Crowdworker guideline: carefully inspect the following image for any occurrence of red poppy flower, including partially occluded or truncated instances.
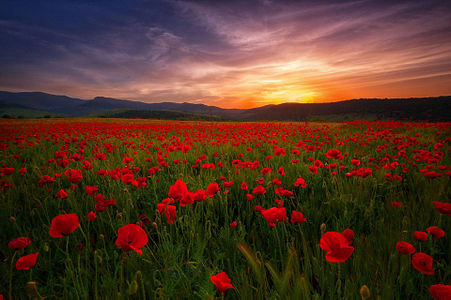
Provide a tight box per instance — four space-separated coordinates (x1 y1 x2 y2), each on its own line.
85 186 98 196
391 202 402 208
56 189 68 199
49 213 80 238
414 231 428 242
95 153 106 160
424 171 442 179
261 207 286 227
272 178 282 186
86 211 96 222
274 199 284 207
252 186 266 195
320 232 354 262
426 226 445 239
275 187 293 197
325 149 343 160
246 194 253 201
168 179 189 202
94 198 117 212
261 167 271 175
179 191 194 207
411 252 434 275
254 205 265 214
429 284 451 300
147 166 159 175
82 160 92 170
433 201 451 215
308 166 318 174
222 181 233 188
157 199 177 224
294 178 307 188
8 237 31 250
193 190 206 202
64 169 83 184
16 252 39 270
351 159 361 166
396 242 415 254
230 221 237 228
121 173 134 184
278 167 286 175
210 272 235 292
39 175 55 187
240 182 248 190
115 224 148 255
122 157 133 164
342 229 354 244
314 160 324 168
2 167 15 175
206 183 219 197
290 211 306 224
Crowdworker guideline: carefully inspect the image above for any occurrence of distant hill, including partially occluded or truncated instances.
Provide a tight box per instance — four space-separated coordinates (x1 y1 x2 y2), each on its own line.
0 91 85 112
241 97 451 121
0 91 245 118
0 91 450 121
0 100 63 118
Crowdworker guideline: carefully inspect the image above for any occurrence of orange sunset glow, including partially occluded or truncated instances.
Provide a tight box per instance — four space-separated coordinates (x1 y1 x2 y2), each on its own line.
1 1 451 108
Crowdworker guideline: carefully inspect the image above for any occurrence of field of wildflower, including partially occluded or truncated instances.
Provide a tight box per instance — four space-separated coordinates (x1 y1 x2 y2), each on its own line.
0 118 450 299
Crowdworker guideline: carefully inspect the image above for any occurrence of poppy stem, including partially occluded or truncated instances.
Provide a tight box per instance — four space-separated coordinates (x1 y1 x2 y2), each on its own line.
94 252 98 300
66 235 70 258
337 263 341 296
119 253 126 295
9 250 17 300
135 271 146 300
275 227 283 264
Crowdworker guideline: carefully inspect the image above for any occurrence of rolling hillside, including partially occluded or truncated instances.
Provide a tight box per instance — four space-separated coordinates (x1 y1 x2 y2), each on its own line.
0 91 450 121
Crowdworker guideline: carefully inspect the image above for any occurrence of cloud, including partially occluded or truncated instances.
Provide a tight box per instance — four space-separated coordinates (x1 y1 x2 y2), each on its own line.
0 0 450 107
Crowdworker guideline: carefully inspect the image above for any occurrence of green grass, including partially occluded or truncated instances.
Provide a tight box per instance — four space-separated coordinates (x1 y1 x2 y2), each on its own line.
89 109 224 121
0 107 64 118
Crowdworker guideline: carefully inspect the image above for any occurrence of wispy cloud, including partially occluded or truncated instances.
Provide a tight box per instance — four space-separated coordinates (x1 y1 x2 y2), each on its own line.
0 0 450 108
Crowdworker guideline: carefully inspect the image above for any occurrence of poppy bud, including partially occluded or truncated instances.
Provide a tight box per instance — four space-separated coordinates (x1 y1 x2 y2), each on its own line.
96 254 103 264
320 223 327 234
10 216 16 222
43 243 49 252
26 281 40 298
127 279 138 295
117 212 123 218
123 188 129 193
360 285 370 299
152 222 157 228
99 234 104 239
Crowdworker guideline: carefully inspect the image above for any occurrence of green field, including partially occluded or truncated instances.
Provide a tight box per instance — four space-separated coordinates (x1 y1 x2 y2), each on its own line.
0 118 450 299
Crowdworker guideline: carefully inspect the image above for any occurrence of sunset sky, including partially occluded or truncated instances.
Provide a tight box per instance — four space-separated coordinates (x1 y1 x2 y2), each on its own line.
1 0 451 108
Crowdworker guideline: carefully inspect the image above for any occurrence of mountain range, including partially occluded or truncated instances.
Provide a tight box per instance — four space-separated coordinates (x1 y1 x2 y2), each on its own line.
0 91 450 121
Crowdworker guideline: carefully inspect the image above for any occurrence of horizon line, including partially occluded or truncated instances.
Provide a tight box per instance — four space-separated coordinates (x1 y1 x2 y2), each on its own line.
1 89 450 110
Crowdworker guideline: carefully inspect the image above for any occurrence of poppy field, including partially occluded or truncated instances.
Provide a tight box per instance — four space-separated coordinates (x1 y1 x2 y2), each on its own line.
0 118 450 299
